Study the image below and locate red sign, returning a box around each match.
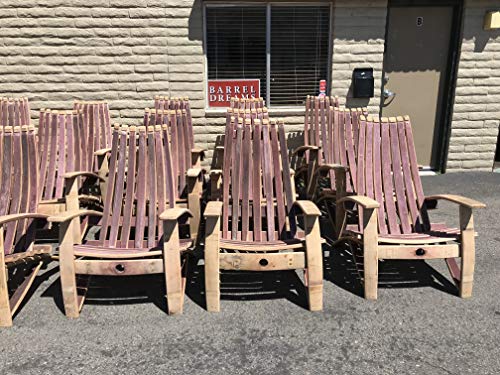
[207,79,260,108]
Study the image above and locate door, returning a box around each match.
[382,5,454,169]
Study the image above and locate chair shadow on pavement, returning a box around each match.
[324,240,459,298]
[186,254,309,311]
[42,273,170,315]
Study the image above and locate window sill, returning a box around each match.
[204,107,305,118]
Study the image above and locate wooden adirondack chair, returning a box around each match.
[204,117,323,312]
[335,116,485,300]
[0,97,30,127]
[210,107,270,200]
[230,97,265,110]
[143,108,204,238]
[37,109,93,215]
[73,101,112,171]
[303,95,339,146]
[295,105,367,205]
[48,124,195,318]
[0,125,51,327]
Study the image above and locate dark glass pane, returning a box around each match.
[270,6,330,106]
[206,6,267,103]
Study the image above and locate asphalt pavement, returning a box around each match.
[1,172,499,374]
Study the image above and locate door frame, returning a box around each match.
[382,0,464,172]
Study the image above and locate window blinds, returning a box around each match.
[206,6,267,102]
[270,6,330,106]
[205,5,330,107]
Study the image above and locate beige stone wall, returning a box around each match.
[3,0,497,171]
[0,0,388,168]
[447,0,500,171]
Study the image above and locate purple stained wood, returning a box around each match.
[397,118,420,230]
[270,121,286,238]
[134,128,148,248]
[109,130,127,248]
[261,121,276,241]
[231,122,243,240]
[120,128,137,248]
[252,120,262,241]
[99,128,120,243]
[380,120,400,234]
[372,118,387,235]
[388,119,411,234]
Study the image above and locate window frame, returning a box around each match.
[203,1,333,111]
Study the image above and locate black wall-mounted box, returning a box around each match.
[352,68,374,98]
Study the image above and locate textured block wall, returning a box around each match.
[0,0,389,167]
[447,0,500,171]
[330,0,387,114]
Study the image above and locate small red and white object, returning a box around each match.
[319,79,327,97]
[207,79,260,108]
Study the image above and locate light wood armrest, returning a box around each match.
[48,210,103,223]
[63,171,105,181]
[159,208,193,221]
[338,195,379,209]
[0,213,49,226]
[187,167,205,178]
[291,145,319,157]
[215,146,224,151]
[209,169,223,177]
[94,148,112,156]
[425,194,486,209]
[293,200,321,216]
[204,201,223,218]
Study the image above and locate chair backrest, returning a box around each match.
[230,97,265,110]
[327,106,367,193]
[304,95,339,149]
[221,117,296,242]
[225,106,269,128]
[0,97,30,127]
[0,125,39,254]
[98,125,177,249]
[143,108,194,197]
[154,96,193,140]
[357,116,429,235]
[73,101,112,170]
[38,109,86,201]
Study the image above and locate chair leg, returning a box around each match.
[304,214,323,311]
[205,215,221,312]
[459,206,475,298]
[0,263,13,327]
[163,220,183,315]
[59,221,80,318]
[363,208,378,300]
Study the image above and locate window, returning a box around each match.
[205,4,331,107]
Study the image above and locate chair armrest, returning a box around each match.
[204,201,223,218]
[292,200,321,216]
[48,210,103,223]
[425,194,486,209]
[291,145,319,157]
[94,148,112,156]
[338,195,379,209]
[159,208,193,222]
[0,213,49,226]
[63,171,106,181]
[314,163,348,176]
[187,167,205,178]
